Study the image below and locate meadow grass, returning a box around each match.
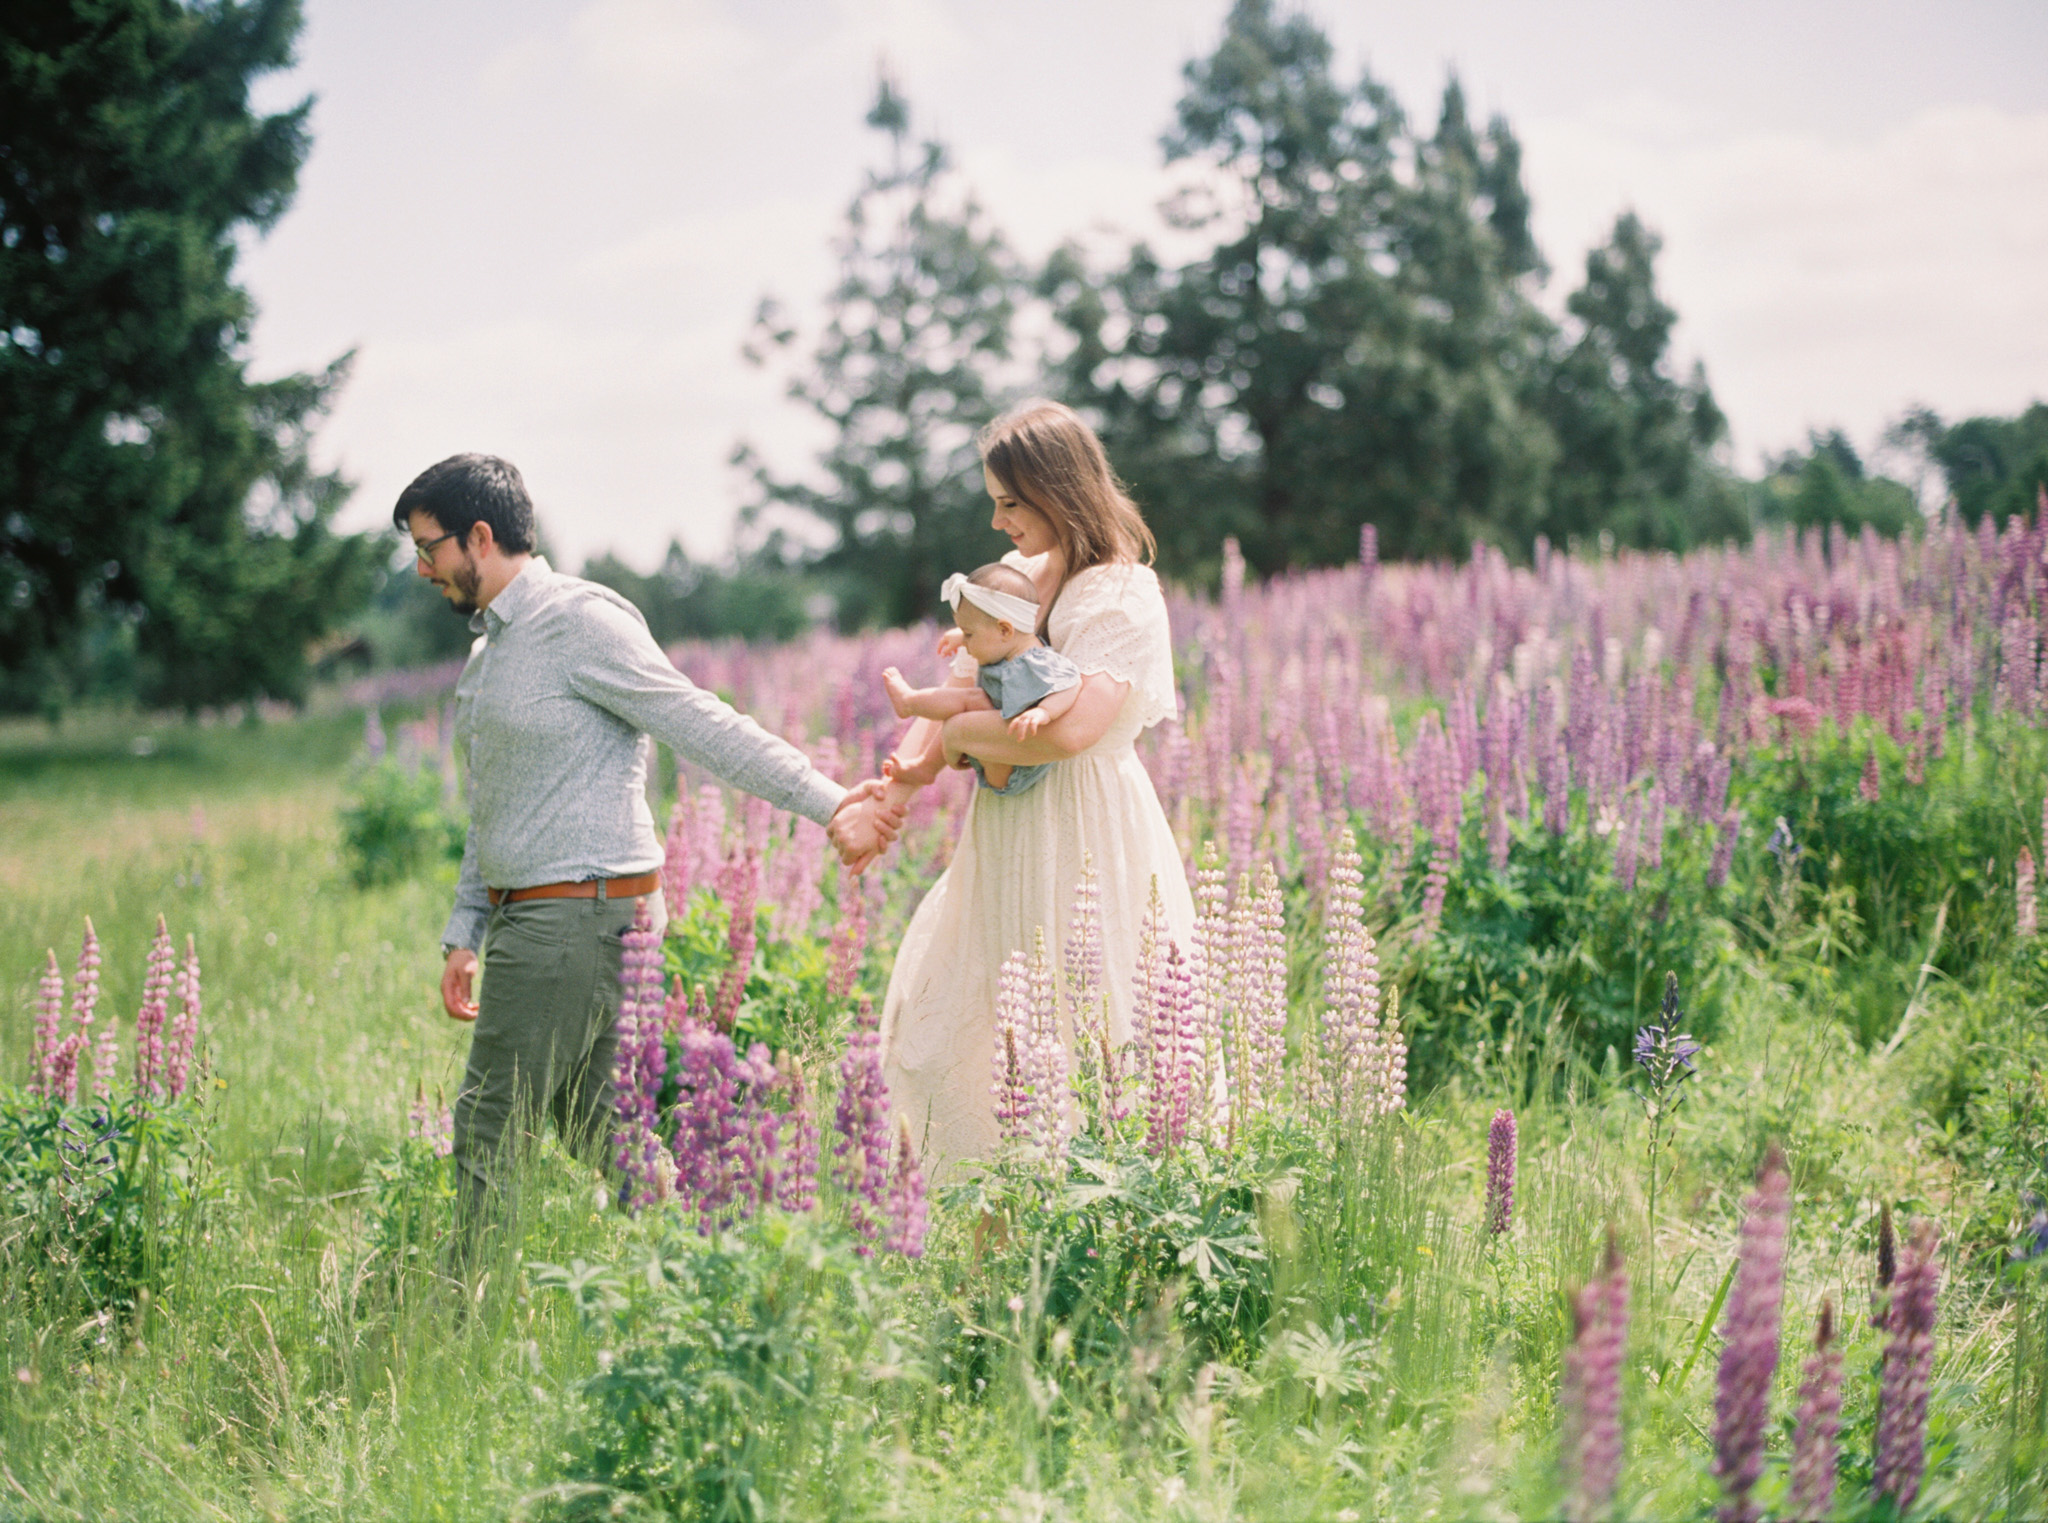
[0,707,2043,1520]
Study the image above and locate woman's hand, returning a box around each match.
[941,671,1130,767]
[828,778,906,874]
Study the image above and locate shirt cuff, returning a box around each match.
[441,906,487,957]
[796,774,849,827]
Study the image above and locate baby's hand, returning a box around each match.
[1008,709,1048,741]
[935,628,966,659]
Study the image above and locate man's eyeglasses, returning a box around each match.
[412,529,462,565]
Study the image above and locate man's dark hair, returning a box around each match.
[392,454,537,554]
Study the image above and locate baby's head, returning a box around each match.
[948,562,1040,666]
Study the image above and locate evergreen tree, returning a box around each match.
[1537,212,1745,550]
[1903,402,2048,527]
[1046,0,1558,576]
[0,0,379,714]
[736,77,1026,630]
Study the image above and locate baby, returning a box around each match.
[881,563,1082,795]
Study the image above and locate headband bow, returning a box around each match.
[940,572,1040,630]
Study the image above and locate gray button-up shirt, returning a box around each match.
[439,557,845,954]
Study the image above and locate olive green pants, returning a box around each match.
[449,891,665,1252]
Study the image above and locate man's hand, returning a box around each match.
[441,948,479,1022]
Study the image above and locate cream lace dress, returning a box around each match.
[880,557,1196,1171]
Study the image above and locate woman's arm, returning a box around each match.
[942,671,1130,766]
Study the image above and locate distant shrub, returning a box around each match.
[339,757,464,888]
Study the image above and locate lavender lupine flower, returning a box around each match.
[773,1055,819,1213]
[165,934,201,1101]
[826,865,869,1000]
[1786,1300,1844,1523]
[668,1020,780,1233]
[1714,1143,1791,1523]
[883,1114,928,1257]
[31,949,64,1099]
[991,950,1036,1148]
[1873,1218,1941,1513]
[134,914,176,1100]
[1129,876,1169,1114]
[1147,942,1197,1158]
[711,847,759,1032]
[1485,1108,1516,1237]
[687,783,726,890]
[1708,809,1740,890]
[364,706,386,761]
[661,794,692,917]
[834,996,893,1252]
[1561,1230,1630,1523]
[2019,846,2038,939]
[1064,854,1119,1129]
[611,900,671,1210]
[1319,830,1399,1123]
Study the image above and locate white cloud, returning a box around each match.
[1523,102,2048,466]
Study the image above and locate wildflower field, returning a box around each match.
[5,514,2048,1521]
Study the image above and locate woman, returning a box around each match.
[867,399,1195,1169]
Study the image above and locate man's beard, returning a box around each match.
[443,555,483,615]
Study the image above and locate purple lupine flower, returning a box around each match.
[1561,1229,1630,1523]
[2019,846,2038,939]
[883,1114,928,1257]
[668,1019,780,1233]
[1786,1300,1843,1523]
[661,793,692,918]
[826,865,869,1000]
[773,1055,819,1213]
[134,914,176,1101]
[31,949,64,1100]
[165,934,201,1101]
[1713,1142,1790,1523]
[834,995,892,1252]
[610,899,671,1209]
[1859,745,1882,803]
[1707,809,1740,890]
[1873,1218,1941,1513]
[1485,1108,1516,1236]
[711,847,759,1032]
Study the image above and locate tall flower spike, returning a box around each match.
[1873,1218,1941,1513]
[774,1054,819,1214]
[611,899,671,1210]
[2019,845,2038,939]
[71,916,102,1078]
[884,1113,928,1258]
[1189,840,1230,1136]
[1713,1143,1791,1523]
[1786,1301,1844,1523]
[1561,1229,1630,1523]
[1485,1108,1517,1236]
[711,848,759,1032]
[826,865,869,1000]
[166,934,201,1101]
[134,914,176,1101]
[32,950,64,1100]
[834,995,892,1252]
[991,950,1037,1148]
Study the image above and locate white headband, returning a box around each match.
[941,572,1039,630]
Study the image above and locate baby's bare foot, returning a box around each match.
[881,667,915,719]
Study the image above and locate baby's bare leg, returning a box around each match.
[980,760,1014,790]
[883,667,995,722]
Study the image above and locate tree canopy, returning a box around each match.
[0,0,378,714]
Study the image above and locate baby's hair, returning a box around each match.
[968,562,1037,604]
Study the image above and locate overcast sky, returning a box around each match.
[238,0,2048,572]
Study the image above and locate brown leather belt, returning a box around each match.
[487,871,660,907]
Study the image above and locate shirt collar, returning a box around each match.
[475,556,551,634]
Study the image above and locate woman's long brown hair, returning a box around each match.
[977,400,1155,636]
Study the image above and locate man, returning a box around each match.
[396,453,896,1245]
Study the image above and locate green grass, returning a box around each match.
[0,707,2043,1519]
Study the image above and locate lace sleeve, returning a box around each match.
[1052,564,1179,731]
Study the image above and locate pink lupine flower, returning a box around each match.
[32,949,64,1100]
[1189,841,1231,1132]
[1317,829,1392,1123]
[134,914,176,1101]
[826,865,869,1001]
[710,847,759,1032]
[1859,745,1882,803]
[1786,1301,1843,1523]
[834,995,893,1252]
[1707,809,1740,890]
[661,793,692,917]
[1874,1218,1941,1513]
[992,950,1036,1149]
[611,900,671,1210]
[406,1083,455,1158]
[1561,1230,1630,1523]
[71,918,102,1098]
[1713,1143,1790,1523]
[772,1053,820,1214]
[883,1114,928,1258]
[1146,942,1197,1158]
[166,935,201,1101]
[1485,1108,1516,1237]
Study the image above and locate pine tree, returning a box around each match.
[0,0,379,714]
[736,76,1027,631]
